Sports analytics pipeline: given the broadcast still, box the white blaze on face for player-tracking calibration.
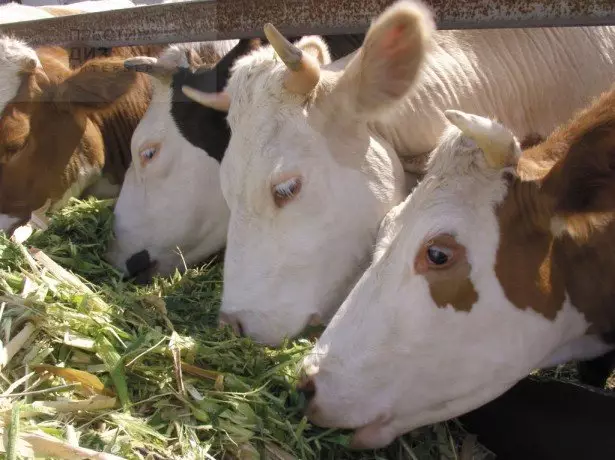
[106,76,229,276]
[0,37,41,117]
[300,115,597,449]
[218,0,435,346]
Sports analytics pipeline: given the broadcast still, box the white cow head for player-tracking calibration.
[105,40,252,279]
[298,107,615,449]
[183,0,435,345]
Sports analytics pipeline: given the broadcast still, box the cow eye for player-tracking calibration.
[4,139,26,155]
[139,145,159,166]
[272,176,302,208]
[426,245,453,267]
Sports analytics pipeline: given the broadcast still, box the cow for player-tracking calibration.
[182,0,615,346]
[295,82,615,450]
[0,34,159,234]
[105,34,365,281]
[0,1,203,235]
[104,38,247,280]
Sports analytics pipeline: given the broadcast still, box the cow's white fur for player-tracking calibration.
[218,0,615,346]
[106,41,236,276]
[0,37,41,116]
[300,118,615,448]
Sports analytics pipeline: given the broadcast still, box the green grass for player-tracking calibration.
[0,197,499,459]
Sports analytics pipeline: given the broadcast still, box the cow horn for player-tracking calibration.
[444,110,520,169]
[124,56,176,80]
[181,86,231,112]
[263,23,320,95]
[21,57,39,73]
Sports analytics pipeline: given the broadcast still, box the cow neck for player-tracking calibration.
[495,138,615,343]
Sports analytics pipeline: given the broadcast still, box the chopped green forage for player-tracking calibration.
[0,197,503,459]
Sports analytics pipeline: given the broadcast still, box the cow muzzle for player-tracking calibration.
[125,249,158,285]
[298,373,396,449]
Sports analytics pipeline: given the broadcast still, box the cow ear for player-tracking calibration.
[330,0,434,117]
[293,36,331,66]
[545,120,615,217]
[55,58,140,111]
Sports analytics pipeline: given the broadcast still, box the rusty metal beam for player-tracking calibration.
[0,0,614,48]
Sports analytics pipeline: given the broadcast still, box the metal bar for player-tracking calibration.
[0,0,614,48]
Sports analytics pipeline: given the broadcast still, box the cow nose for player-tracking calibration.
[297,376,316,405]
[218,312,244,337]
[125,249,157,285]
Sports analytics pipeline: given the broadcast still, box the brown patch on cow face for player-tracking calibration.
[494,182,566,321]
[495,179,615,336]
[414,234,478,312]
[0,63,100,219]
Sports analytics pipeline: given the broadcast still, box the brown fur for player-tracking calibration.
[416,235,479,312]
[494,85,615,339]
[0,46,152,227]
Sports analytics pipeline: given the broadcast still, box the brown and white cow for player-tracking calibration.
[298,84,615,449]
[0,36,155,233]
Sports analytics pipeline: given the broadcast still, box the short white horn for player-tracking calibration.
[182,86,231,112]
[444,110,520,168]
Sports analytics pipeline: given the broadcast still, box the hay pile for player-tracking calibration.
[0,197,491,460]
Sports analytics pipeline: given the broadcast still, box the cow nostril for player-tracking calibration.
[126,249,151,276]
[297,377,316,404]
[218,312,244,337]
[125,250,158,284]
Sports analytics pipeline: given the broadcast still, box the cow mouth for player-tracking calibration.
[344,413,399,450]
[347,413,396,450]
[305,399,395,450]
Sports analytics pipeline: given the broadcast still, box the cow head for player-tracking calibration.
[0,36,143,233]
[298,97,615,449]
[182,0,434,345]
[105,39,260,280]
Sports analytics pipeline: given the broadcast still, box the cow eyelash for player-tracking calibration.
[272,177,302,207]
